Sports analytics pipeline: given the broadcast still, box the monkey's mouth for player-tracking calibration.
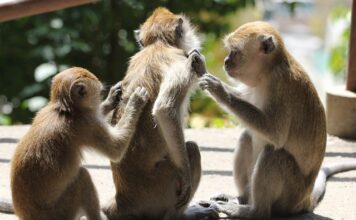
[224,65,237,76]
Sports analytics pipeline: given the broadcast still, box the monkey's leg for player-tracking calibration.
[35,168,98,220]
[208,146,284,219]
[101,197,132,220]
[182,142,220,220]
[152,68,194,209]
[209,131,252,205]
[186,141,202,197]
[101,197,118,220]
[78,168,103,220]
[234,131,253,205]
[56,167,102,220]
[247,146,284,218]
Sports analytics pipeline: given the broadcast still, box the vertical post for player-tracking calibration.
[346,0,356,92]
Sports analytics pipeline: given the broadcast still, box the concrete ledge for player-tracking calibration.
[1,126,356,219]
[327,86,356,139]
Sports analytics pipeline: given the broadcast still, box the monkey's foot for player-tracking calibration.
[210,193,236,202]
[184,203,219,220]
[200,200,253,219]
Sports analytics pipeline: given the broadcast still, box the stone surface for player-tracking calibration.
[1,126,356,219]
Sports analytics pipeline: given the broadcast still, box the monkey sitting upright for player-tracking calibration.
[9,67,148,220]
[196,21,356,218]
[103,7,217,220]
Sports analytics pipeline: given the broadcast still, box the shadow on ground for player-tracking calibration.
[0,138,18,144]
[274,212,332,220]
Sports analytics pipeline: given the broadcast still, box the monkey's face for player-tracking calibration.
[223,22,277,87]
[134,7,200,53]
[223,38,262,87]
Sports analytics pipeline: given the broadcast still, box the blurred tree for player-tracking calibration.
[0,0,254,125]
[328,6,350,78]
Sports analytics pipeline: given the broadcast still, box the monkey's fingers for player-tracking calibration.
[111,81,122,91]
[205,73,219,81]
[210,193,235,202]
[129,87,149,109]
[198,200,214,208]
[136,87,149,102]
[187,48,201,56]
[198,201,232,219]
[199,81,209,90]
[107,81,123,105]
[189,51,207,77]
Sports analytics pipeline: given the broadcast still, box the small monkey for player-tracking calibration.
[196,21,356,218]
[103,7,217,220]
[9,67,148,220]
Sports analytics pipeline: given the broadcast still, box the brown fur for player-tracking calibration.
[10,67,147,220]
[103,8,215,220]
[199,21,327,218]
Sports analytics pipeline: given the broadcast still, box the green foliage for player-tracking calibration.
[0,0,254,125]
[328,7,350,77]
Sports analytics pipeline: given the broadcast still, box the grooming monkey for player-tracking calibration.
[103,7,217,220]
[6,67,148,220]
[196,21,356,218]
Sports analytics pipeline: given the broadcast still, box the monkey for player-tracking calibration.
[195,21,356,219]
[6,67,148,220]
[102,7,218,220]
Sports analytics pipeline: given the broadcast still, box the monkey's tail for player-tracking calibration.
[311,162,356,209]
[0,198,14,214]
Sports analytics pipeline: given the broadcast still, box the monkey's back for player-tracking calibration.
[281,54,327,176]
[10,106,81,215]
[110,43,188,210]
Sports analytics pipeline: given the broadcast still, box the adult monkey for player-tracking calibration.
[196,21,356,219]
[103,7,217,220]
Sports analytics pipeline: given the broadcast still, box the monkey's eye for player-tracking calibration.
[229,50,238,59]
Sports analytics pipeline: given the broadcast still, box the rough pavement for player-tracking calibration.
[1,126,356,219]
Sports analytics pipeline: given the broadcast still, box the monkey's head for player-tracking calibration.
[223,21,283,87]
[134,7,200,53]
[50,67,103,114]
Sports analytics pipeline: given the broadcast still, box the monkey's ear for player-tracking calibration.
[134,29,144,48]
[260,36,275,54]
[71,82,87,99]
[175,18,184,38]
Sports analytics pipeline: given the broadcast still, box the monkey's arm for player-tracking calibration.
[152,60,195,208]
[200,74,290,148]
[92,87,148,162]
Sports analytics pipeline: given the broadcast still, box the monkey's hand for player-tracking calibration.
[126,87,149,112]
[106,82,123,108]
[176,170,192,209]
[101,82,123,116]
[188,49,207,77]
[199,73,225,95]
